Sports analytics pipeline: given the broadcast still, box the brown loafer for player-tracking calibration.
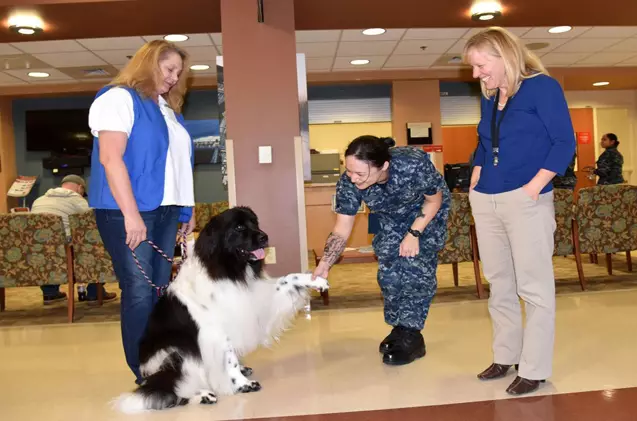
[477,363,519,380]
[506,376,545,395]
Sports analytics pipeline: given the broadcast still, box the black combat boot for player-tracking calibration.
[382,326,426,365]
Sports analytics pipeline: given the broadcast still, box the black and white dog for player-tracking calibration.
[115,206,328,413]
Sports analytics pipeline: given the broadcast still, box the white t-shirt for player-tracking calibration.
[88,87,195,207]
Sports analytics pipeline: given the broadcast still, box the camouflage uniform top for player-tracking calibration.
[595,146,625,185]
[335,147,451,261]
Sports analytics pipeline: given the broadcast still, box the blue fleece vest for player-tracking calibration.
[88,86,194,222]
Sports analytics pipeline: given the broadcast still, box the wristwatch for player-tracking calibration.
[407,228,422,238]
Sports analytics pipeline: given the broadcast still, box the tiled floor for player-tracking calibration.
[1,289,637,421]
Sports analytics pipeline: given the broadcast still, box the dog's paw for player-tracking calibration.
[236,380,261,394]
[311,276,329,292]
[195,390,217,405]
[240,366,253,377]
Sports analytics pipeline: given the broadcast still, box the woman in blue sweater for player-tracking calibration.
[88,40,195,384]
[464,28,575,395]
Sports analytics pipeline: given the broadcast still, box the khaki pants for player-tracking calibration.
[469,188,556,380]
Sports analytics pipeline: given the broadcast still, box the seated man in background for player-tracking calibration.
[31,175,116,305]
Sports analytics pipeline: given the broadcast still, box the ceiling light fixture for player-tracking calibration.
[592,81,610,87]
[548,26,572,34]
[362,28,386,36]
[470,1,502,21]
[28,71,49,78]
[164,34,189,42]
[8,14,44,35]
[350,59,370,65]
[190,64,210,71]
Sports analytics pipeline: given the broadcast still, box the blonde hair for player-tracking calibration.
[463,27,548,98]
[109,40,190,112]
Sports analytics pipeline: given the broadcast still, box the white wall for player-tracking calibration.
[565,90,637,185]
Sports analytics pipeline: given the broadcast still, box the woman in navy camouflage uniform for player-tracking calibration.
[313,135,450,365]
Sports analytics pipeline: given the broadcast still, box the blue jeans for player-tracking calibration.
[96,206,181,384]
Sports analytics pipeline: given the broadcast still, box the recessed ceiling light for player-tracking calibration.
[28,72,50,78]
[350,59,370,65]
[190,64,210,71]
[8,14,44,35]
[362,28,386,36]
[470,1,502,21]
[164,34,189,42]
[592,81,610,87]
[548,26,572,34]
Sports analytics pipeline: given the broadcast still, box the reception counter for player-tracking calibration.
[304,183,373,253]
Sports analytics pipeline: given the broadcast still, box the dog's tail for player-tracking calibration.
[113,354,188,413]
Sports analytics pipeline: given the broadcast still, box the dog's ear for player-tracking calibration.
[194,217,220,263]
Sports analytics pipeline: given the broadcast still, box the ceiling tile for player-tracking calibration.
[0,71,25,85]
[463,27,532,39]
[522,38,570,54]
[404,28,469,40]
[305,57,333,71]
[295,30,341,43]
[575,52,637,66]
[606,38,637,52]
[0,44,23,56]
[337,41,398,56]
[182,46,218,61]
[384,54,439,69]
[93,49,138,65]
[540,52,590,66]
[580,26,637,38]
[216,46,223,55]
[296,42,337,58]
[77,37,146,51]
[58,65,120,80]
[522,27,592,39]
[0,54,51,71]
[553,38,624,53]
[34,51,106,68]
[11,40,86,54]
[616,56,637,66]
[142,34,214,47]
[5,68,73,82]
[209,33,222,45]
[446,39,468,55]
[340,29,406,42]
[393,39,456,55]
[332,56,385,70]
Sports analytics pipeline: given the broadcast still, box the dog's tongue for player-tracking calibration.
[251,248,266,260]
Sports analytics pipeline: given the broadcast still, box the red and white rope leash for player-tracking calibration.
[131,231,188,297]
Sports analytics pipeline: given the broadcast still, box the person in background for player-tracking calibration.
[30,175,116,304]
[589,133,625,185]
[88,40,196,385]
[464,27,576,395]
[313,135,450,366]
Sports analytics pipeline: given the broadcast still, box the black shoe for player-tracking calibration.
[43,292,67,305]
[379,326,404,353]
[382,327,426,365]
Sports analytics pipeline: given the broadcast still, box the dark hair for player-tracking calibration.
[605,133,619,146]
[344,135,396,168]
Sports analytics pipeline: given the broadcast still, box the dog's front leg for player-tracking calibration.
[223,337,261,394]
[278,273,329,292]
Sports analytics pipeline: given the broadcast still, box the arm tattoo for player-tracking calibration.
[321,232,347,267]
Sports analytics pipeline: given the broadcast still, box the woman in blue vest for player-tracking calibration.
[88,40,195,384]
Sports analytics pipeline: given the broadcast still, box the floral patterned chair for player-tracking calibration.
[553,189,586,290]
[195,201,229,232]
[438,193,485,298]
[69,210,117,315]
[0,213,74,321]
[575,185,637,276]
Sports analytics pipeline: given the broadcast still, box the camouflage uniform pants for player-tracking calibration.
[377,249,438,331]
